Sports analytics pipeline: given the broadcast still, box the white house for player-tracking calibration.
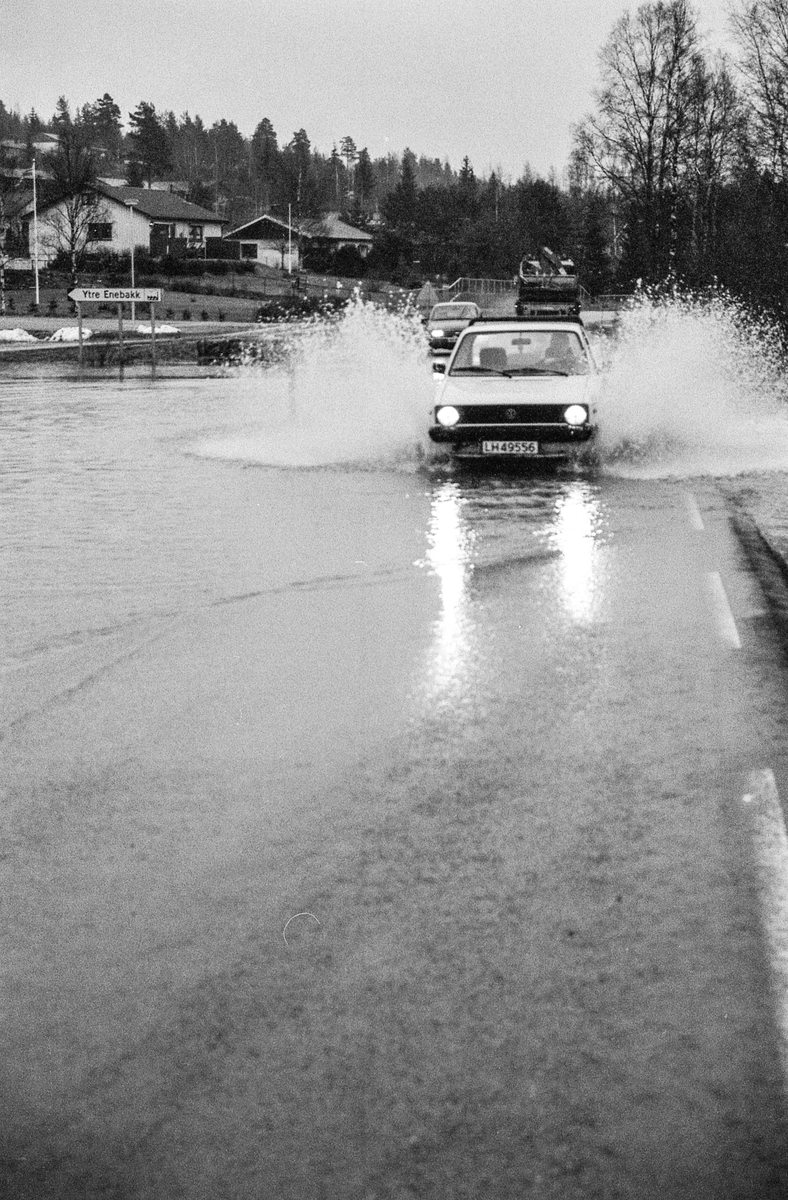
[223,211,373,270]
[20,182,225,265]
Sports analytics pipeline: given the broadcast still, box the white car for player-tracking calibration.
[428,317,599,460]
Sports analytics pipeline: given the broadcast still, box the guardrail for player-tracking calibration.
[580,294,633,310]
[439,277,518,300]
[437,278,633,311]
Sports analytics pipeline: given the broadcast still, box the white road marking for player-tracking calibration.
[706,571,742,648]
[743,769,788,1078]
[685,492,705,531]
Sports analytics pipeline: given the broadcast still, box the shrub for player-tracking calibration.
[182,309,191,320]
[201,310,209,321]
[254,294,347,322]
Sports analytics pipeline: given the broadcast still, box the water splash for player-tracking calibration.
[598,288,788,478]
[195,297,433,469]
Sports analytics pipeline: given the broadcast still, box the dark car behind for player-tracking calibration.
[425,302,482,354]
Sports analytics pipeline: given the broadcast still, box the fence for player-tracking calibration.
[437,278,634,312]
[438,277,518,301]
[581,294,632,310]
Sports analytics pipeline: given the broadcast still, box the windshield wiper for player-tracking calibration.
[511,367,570,376]
[451,366,512,377]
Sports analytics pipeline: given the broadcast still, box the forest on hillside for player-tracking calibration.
[5,0,788,311]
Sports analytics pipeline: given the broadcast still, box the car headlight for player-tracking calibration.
[563,405,588,426]
[430,329,445,339]
[436,405,461,427]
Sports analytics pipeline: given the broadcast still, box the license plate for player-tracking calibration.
[482,440,539,455]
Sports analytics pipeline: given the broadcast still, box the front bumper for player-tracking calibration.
[429,422,595,445]
[428,336,459,354]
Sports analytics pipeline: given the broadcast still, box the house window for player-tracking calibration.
[88,223,113,242]
[240,243,257,259]
[188,224,204,242]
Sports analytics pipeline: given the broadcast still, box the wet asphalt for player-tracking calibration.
[4,469,788,1198]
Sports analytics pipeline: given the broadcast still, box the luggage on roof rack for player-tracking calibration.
[516,246,580,317]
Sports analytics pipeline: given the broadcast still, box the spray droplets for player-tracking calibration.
[196,296,433,469]
[598,287,788,478]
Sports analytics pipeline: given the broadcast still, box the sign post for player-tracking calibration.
[68,288,163,373]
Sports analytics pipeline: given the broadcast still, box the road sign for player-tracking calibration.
[68,287,163,303]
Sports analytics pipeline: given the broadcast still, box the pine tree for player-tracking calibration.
[128,101,171,186]
[355,148,375,218]
[384,149,418,229]
[251,117,278,211]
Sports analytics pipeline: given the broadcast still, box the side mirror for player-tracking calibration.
[432,361,446,374]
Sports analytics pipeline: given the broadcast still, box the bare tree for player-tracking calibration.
[40,98,105,288]
[40,190,107,289]
[683,54,744,270]
[731,0,788,180]
[0,145,17,314]
[574,0,700,278]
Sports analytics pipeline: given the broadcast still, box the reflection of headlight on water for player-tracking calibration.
[553,485,601,622]
[422,483,475,702]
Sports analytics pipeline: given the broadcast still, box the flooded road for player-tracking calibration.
[5,306,788,1197]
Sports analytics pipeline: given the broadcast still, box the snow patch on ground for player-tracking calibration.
[135,324,179,335]
[49,327,93,342]
[0,328,37,342]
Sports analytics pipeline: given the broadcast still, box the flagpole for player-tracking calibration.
[32,157,40,307]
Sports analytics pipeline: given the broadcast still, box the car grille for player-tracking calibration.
[455,404,577,425]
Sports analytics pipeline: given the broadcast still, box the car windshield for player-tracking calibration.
[430,305,477,320]
[449,329,590,376]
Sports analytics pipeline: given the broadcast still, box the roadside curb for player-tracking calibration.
[730,503,788,650]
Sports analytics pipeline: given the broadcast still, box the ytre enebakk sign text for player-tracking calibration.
[68,288,163,303]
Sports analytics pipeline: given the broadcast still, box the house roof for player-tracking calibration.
[17,181,226,224]
[226,214,292,240]
[96,183,225,223]
[226,210,372,243]
[301,212,373,242]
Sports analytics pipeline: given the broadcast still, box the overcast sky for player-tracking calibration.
[3,0,736,180]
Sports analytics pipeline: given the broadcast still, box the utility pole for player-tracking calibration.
[32,157,40,307]
[125,200,137,321]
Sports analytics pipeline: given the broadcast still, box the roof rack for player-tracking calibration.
[468,314,584,326]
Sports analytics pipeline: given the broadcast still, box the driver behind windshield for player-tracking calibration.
[451,330,588,374]
[543,332,586,373]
